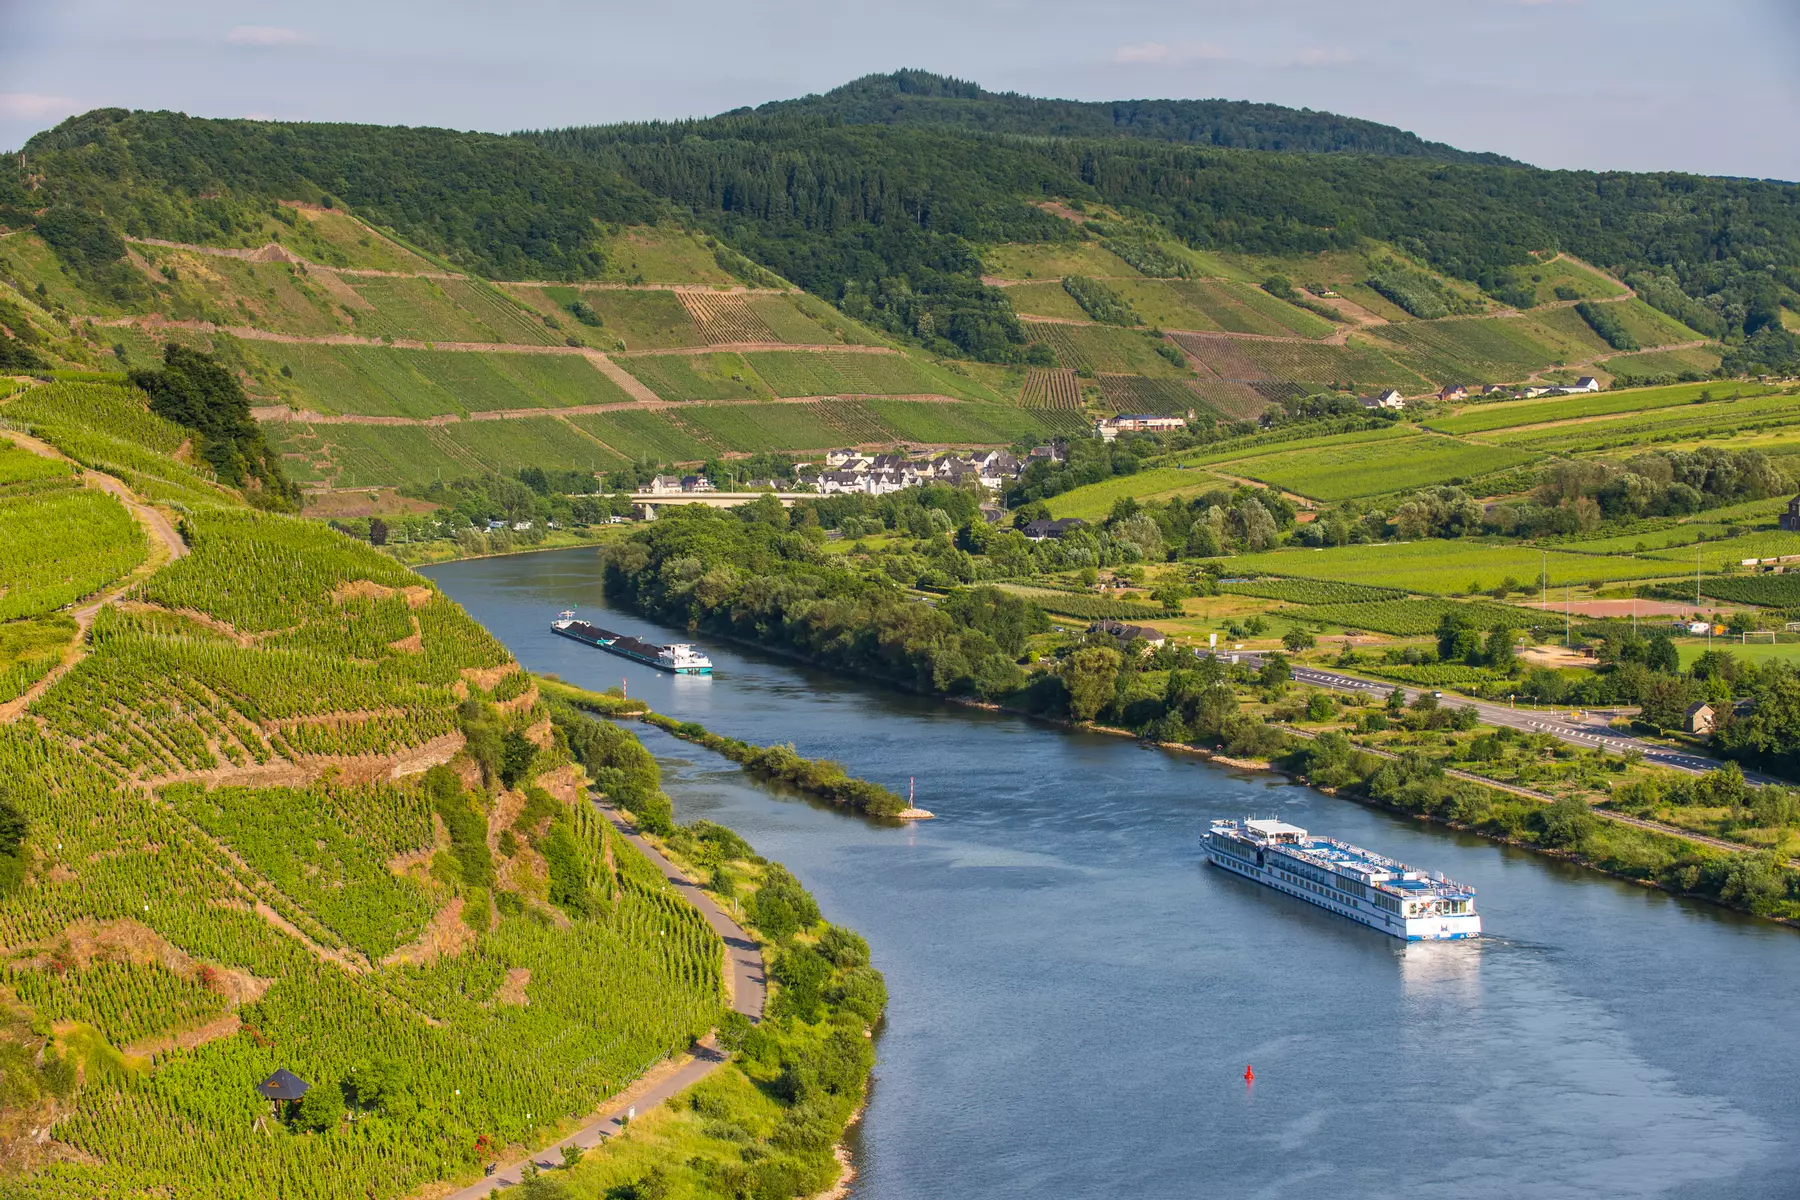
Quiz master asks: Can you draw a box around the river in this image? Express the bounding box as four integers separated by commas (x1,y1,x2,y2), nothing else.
425,548,1798,1200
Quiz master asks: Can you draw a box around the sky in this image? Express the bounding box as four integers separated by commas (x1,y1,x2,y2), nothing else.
2,0,1797,179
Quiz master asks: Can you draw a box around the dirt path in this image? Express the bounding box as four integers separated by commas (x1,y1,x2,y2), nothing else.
437,798,765,1200
499,281,789,296
253,390,964,426
0,429,189,723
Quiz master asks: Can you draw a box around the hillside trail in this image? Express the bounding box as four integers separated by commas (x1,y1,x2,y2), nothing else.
434,800,767,1200
253,390,966,426
500,280,789,295
0,427,189,723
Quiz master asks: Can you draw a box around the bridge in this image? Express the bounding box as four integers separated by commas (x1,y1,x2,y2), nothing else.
629,491,808,518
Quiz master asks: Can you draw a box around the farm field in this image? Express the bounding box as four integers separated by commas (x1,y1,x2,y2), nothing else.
1187,375,1273,420
1604,346,1725,384
269,422,485,488
615,352,772,402
747,295,881,345
0,487,147,620
1173,333,1427,391
1225,539,1682,594
345,277,562,345
1021,368,1083,410
677,401,894,452
1159,280,1336,339
1293,597,1540,636
1182,426,1414,470
434,416,625,475
1429,381,1760,435
1220,433,1536,501
1045,466,1234,520
568,409,720,463
1697,574,1800,608
1553,524,1738,555
511,286,704,350
740,350,974,399
1031,324,1189,376
1643,531,1800,571
1097,375,1207,416
248,344,633,417
1369,316,1563,385
864,399,1062,445
1218,579,1404,604
1485,391,1800,453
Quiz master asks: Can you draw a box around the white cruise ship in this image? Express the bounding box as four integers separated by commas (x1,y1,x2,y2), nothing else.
1205,819,1480,941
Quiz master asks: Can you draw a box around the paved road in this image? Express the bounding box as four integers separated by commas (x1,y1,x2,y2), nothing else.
1214,651,1753,780
444,799,765,1200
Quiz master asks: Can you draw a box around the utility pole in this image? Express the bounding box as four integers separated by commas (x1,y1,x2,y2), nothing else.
1696,546,1702,608
1565,586,1571,648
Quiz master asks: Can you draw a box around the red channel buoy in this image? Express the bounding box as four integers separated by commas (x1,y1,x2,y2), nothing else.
1244,1064,1255,1084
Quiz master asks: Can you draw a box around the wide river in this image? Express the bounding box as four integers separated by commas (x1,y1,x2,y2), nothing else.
426,549,1798,1200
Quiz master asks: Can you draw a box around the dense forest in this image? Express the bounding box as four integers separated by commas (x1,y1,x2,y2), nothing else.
747,71,1520,165
7,75,1798,365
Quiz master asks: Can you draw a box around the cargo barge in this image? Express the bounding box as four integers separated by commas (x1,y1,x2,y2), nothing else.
1205,818,1480,941
550,612,713,674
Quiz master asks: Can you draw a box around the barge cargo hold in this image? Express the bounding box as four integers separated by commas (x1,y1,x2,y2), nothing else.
550,612,713,675
1205,818,1480,941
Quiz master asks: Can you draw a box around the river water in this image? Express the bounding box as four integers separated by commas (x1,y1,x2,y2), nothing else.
425,549,1798,1200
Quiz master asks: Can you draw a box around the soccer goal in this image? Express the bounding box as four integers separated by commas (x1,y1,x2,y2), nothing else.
1742,630,1777,644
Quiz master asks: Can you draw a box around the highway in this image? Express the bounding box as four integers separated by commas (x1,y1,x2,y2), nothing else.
1215,651,1745,779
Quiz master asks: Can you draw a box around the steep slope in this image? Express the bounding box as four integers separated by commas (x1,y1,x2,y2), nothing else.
0,378,728,1196
746,69,1520,165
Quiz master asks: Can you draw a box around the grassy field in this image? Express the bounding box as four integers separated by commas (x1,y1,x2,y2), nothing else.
1004,282,1092,321
291,209,443,272
1493,256,1629,306
1221,433,1536,501
1225,539,1681,594
1677,639,1800,668
593,227,741,285
982,242,1141,279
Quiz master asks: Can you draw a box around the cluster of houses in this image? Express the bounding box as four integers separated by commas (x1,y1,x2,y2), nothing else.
1438,377,1599,403
795,446,1053,496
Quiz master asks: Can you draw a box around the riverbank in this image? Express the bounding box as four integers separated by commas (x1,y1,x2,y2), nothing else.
382,526,619,567
538,674,927,819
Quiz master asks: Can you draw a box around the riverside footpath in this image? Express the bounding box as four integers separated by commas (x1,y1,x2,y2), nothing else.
441,799,766,1199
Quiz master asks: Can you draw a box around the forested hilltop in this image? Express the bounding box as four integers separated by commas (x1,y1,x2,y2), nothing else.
746,69,1521,164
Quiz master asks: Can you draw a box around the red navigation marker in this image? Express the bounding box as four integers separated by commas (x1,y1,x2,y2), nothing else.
1244,1064,1255,1084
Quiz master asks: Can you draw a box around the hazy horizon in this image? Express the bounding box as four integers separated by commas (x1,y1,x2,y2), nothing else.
3,1,1798,180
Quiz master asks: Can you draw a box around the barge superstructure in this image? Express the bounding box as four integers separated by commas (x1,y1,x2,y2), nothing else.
550,612,713,675
1205,818,1480,941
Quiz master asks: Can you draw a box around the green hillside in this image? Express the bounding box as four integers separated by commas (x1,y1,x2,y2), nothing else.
0,376,884,1197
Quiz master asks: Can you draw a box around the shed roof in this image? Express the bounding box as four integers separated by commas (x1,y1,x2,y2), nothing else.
257,1068,312,1101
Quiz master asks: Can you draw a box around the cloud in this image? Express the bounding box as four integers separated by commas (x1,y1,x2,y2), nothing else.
0,93,80,120
225,26,314,47
1112,41,1229,65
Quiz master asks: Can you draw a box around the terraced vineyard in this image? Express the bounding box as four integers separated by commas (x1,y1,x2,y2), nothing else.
1223,433,1535,501
344,277,563,345
568,409,719,463
741,350,960,398
1370,316,1561,384
676,291,774,344
1031,323,1188,376
1021,368,1082,409
616,352,771,402
0,378,742,1200
1097,375,1206,416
